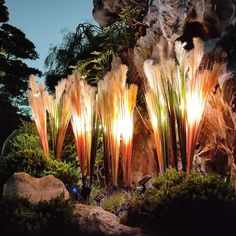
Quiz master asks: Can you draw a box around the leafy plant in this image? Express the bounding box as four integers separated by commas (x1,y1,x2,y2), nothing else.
45,2,148,89
102,191,127,215
0,149,47,191
0,148,80,193
0,196,79,236
43,158,80,187
125,169,234,228
2,123,40,155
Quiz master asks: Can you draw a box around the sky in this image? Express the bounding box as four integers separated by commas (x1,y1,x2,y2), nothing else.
5,0,96,75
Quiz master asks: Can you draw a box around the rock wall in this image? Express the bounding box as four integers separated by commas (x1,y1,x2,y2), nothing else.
93,0,236,177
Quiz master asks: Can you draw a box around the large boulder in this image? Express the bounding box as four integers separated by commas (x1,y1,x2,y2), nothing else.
2,172,69,203
93,0,236,176
74,203,141,236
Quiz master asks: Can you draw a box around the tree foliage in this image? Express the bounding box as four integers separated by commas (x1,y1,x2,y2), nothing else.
0,0,41,149
45,23,103,90
45,2,148,90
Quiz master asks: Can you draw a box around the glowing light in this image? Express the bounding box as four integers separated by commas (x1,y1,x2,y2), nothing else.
43,79,72,160
70,72,96,179
28,76,49,157
97,59,137,187
121,84,137,186
144,39,220,173
186,91,204,126
144,61,169,173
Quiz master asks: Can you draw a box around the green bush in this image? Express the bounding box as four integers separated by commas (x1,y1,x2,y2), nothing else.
43,158,80,186
125,169,235,228
2,121,78,164
0,149,81,193
1,121,41,155
0,196,81,236
0,120,81,190
0,149,47,191
152,168,185,190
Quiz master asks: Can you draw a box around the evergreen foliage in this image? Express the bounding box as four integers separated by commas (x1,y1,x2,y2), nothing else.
0,0,41,148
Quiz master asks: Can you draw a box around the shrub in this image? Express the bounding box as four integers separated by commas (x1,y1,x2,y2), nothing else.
1,121,41,155
152,168,185,190
43,158,80,186
0,149,81,193
125,169,235,229
102,191,127,215
0,149,47,191
0,196,80,236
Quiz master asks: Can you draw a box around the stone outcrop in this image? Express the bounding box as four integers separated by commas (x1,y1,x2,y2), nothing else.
74,203,141,236
2,172,69,203
92,0,236,176
93,0,148,28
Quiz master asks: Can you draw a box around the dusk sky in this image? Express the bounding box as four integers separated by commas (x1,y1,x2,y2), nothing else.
5,0,96,75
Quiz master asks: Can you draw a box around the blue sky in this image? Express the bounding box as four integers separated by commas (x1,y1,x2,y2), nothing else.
5,0,96,75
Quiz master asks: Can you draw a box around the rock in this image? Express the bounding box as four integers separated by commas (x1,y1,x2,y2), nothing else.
2,172,69,203
74,203,141,236
92,0,236,176
92,0,148,28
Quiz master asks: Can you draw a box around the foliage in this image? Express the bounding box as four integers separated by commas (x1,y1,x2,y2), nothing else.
43,158,80,186
0,95,30,151
2,121,43,155
45,23,103,90
0,120,80,189
0,148,80,193
101,2,147,52
45,2,148,89
151,168,185,189
0,149,47,191
119,2,147,27
0,0,40,148
0,0,40,96
0,196,80,236
1,120,81,187
102,191,127,215
5,119,77,161
61,142,77,164
73,50,113,86
125,169,235,227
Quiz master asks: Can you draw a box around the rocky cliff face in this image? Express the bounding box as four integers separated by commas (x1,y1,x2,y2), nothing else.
93,0,236,178
93,0,148,27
